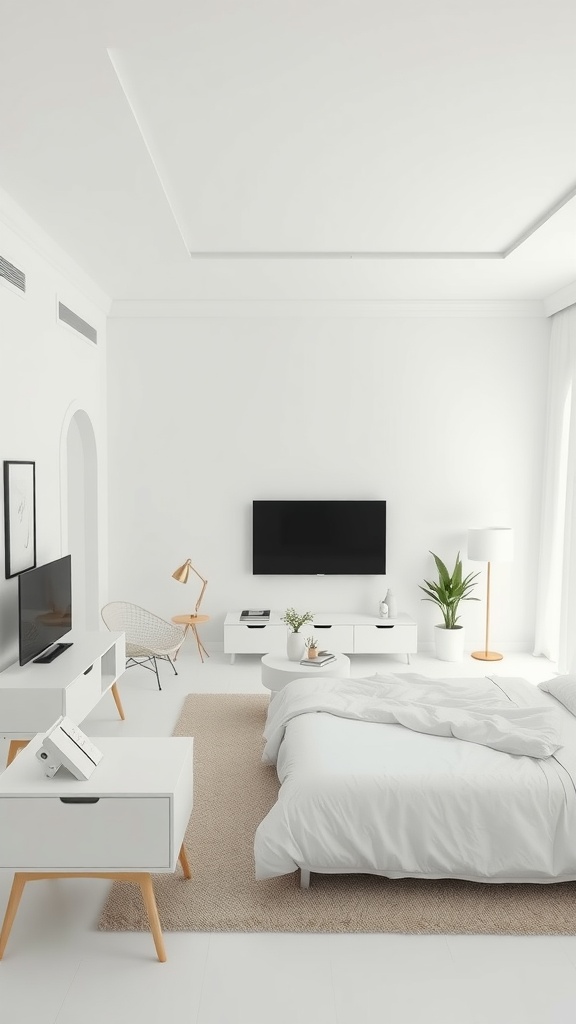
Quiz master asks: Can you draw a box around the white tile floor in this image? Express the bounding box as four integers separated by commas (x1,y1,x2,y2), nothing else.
1,648,576,1024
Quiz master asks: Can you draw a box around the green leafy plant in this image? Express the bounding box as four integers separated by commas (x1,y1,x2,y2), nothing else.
281,607,314,633
305,636,318,650
419,551,480,629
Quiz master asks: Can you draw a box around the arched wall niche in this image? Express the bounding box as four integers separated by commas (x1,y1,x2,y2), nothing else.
59,403,99,630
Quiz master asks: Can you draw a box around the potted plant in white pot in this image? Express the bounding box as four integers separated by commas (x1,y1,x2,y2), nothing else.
281,607,314,661
419,551,480,661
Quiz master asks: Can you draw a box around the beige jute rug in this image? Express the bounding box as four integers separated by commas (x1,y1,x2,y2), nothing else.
98,693,576,934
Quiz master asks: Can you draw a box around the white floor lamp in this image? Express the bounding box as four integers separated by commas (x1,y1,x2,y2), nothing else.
467,527,514,662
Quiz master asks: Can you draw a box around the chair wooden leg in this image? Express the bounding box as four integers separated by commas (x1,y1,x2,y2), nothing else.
0,874,27,959
6,740,29,767
110,682,125,721
139,875,167,962
179,843,192,879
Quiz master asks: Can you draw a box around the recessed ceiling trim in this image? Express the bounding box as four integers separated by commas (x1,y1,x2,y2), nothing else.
109,299,545,319
503,182,576,257
189,251,504,260
107,48,191,260
187,180,576,261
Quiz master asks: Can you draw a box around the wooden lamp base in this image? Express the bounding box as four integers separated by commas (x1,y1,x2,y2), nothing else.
471,651,503,661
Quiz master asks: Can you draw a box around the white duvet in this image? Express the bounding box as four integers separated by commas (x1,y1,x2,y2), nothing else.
254,673,576,882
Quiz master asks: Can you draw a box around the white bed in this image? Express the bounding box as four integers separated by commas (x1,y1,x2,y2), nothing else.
254,673,576,887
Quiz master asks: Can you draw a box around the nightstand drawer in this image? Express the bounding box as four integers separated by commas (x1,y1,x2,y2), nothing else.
0,796,171,870
354,623,417,654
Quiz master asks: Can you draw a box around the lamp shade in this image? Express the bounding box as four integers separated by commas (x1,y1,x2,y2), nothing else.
172,560,192,584
467,527,514,563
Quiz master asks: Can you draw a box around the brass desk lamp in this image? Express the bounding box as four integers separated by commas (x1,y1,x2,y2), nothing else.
172,559,208,617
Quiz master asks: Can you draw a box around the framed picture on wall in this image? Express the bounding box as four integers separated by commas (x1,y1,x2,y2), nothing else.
3,461,36,579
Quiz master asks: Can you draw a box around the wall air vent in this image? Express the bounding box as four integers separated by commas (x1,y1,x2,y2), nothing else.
58,302,97,345
0,255,26,292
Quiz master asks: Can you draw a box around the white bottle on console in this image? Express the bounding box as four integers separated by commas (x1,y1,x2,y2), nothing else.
385,589,398,619
379,600,389,619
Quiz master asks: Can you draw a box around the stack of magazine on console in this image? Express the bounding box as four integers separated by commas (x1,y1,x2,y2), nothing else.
300,651,336,667
240,609,270,622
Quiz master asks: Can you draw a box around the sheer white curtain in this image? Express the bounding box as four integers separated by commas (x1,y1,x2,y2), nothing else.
534,304,576,670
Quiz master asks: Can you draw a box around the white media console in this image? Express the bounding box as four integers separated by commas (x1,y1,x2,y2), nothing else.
0,631,126,761
224,611,417,663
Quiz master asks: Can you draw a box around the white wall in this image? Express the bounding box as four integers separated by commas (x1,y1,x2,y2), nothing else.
0,190,110,669
107,310,550,652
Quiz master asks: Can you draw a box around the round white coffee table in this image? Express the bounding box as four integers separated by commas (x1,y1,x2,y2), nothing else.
261,652,351,695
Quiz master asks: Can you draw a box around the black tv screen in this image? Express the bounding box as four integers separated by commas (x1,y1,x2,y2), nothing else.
253,500,386,575
18,555,72,665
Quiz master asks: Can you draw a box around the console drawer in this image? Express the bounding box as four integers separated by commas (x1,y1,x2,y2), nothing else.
309,623,354,652
0,795,170,870
224,624,285,654
354,623,417,654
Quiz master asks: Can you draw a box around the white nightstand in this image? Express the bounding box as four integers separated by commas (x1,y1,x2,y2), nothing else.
0,734,194,962
261,652,351,696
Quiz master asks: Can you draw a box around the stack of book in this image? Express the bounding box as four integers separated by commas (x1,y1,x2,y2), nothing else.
240,609,270,622
300,651,336,667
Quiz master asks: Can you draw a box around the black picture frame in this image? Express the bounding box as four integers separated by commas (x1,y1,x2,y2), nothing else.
3,460,37,579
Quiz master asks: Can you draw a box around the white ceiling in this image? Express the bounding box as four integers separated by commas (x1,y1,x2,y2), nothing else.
1,0,576,302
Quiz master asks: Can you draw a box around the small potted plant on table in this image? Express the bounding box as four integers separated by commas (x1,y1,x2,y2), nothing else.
281,607,314,661
305,636,319,660
419,551,479,662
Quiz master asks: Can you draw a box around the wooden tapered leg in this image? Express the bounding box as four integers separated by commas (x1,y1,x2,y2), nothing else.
6,740,29,767
179,843,192,879
0,874,27,959
0,872,168,963
110,682,125,721
191,625,209,662
139,875,166,963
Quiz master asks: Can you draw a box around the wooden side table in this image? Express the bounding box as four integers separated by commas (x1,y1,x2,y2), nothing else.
0,735,194,962
172,615,210,663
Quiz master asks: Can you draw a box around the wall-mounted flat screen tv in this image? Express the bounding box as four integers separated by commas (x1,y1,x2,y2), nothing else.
252,500,386,575
18,555,72,665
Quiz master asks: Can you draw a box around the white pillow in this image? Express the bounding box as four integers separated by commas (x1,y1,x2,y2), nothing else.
538,675,576,717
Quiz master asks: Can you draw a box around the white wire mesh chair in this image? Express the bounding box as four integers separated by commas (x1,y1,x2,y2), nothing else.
101,602,186,691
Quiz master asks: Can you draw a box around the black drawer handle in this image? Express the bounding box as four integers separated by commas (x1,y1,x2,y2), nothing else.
83,665,93,675
59,797,100,804
375,624,394,629
246,624,266,629
314,624,332,629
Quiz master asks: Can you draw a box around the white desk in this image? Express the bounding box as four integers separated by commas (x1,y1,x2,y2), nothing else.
0,734,194,962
